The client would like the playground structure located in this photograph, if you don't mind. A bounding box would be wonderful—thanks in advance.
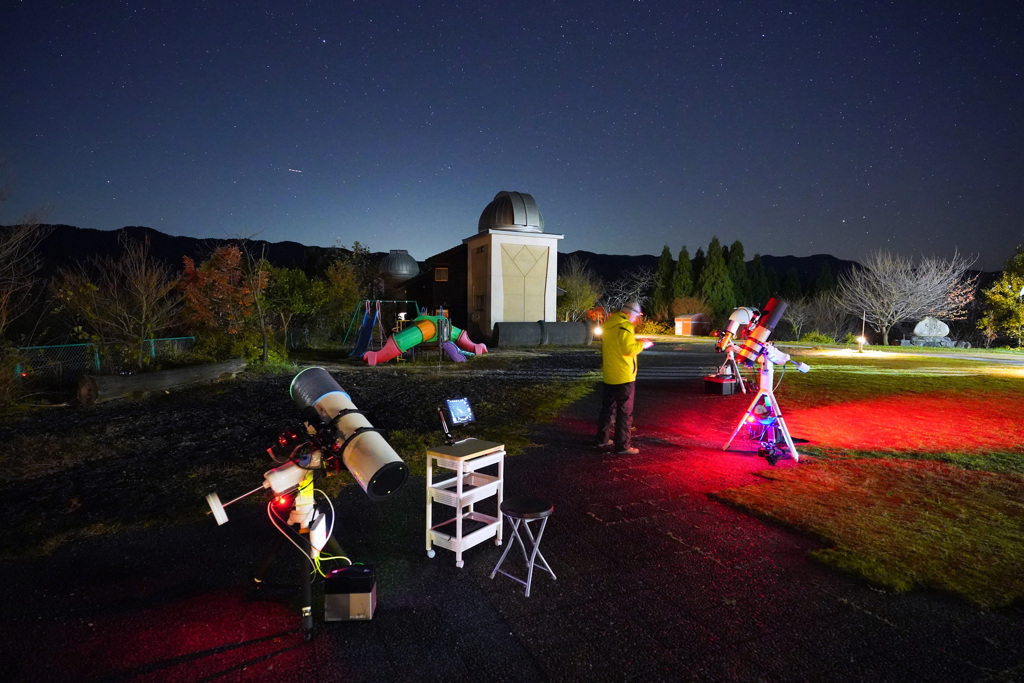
[364,313,487,366]
[346,300,487,366]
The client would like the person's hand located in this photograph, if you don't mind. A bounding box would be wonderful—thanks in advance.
[641,339,654,350]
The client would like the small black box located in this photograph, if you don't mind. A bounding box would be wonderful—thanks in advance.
[704,375,738,395]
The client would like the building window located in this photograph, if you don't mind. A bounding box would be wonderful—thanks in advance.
[476,295,486,310]
[434,267,449,282]
[476,246,486,254]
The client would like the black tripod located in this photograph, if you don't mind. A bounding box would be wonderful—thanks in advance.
[251,470,346,638]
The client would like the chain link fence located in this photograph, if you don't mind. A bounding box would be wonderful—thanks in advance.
[16,337,196,385]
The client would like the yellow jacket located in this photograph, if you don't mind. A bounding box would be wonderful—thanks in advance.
[601,311,646,384]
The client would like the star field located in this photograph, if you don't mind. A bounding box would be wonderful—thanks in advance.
[1,1,1021,270]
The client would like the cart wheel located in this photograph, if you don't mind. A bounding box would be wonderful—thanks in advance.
[495,538,502,546]
[456,560,464,568]
[426,549,435,559]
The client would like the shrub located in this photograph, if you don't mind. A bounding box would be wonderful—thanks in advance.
[799,330,834,344]
[185,330,288,364]
[636,319,672,335]
[671,296,711,317]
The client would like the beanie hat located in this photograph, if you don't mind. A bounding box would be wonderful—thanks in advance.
[623,300,642,316]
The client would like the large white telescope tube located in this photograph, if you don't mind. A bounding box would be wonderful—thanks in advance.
[289,367,409,500]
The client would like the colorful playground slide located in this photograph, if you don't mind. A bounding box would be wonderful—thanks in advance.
[348,308,378,358]
[362,315,488,366]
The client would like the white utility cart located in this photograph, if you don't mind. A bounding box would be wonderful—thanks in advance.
[425,439,505,567]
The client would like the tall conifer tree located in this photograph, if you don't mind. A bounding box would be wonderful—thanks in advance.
[747,254,770,306]
[697,236,736,316]
[727,240,751,305]
[673,246,693,299]
[691,247,706,288]
[651,245,676,318]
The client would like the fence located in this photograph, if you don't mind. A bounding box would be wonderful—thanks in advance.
[16,337,196,384]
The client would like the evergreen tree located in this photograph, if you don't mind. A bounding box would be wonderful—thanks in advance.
[813,262,837,295]
[727,240,751,305]
[650,245,676,319]
[697,236,736,316]
[747,254,770,307]
[672,246,693,299]
[978,246,1024,346]
[691,247,706,287]
[764,266,781,302]
[781,267,803,301]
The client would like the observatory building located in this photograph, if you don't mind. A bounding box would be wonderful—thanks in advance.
[401,191,564,341]
[465,191,563,339]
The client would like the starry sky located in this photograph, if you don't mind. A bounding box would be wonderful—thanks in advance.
[1,1,1021,271]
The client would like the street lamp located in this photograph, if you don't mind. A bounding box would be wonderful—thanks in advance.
[858,311,867,352]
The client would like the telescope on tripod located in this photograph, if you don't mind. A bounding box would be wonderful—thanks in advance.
[205,367,408,636]
[720,298,810,465]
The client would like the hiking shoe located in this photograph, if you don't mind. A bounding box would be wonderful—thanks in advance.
[616,447,639,455]
[594,441,613,451]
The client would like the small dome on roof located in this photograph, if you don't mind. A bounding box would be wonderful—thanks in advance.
[478,191,544,233]
[380,249,419,280]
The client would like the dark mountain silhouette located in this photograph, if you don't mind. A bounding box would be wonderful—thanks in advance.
[22,225,994,294]
[14,224,877,293]
[27,224,349,276]
[37,223,1016,297]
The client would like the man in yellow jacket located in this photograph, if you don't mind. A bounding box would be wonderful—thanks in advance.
[597,300,654,455]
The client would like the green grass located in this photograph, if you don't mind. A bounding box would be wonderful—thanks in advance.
[775,350,1024,407]
[718,348,1024,606]
[715,459,1024,607]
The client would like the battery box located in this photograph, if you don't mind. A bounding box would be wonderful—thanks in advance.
[324,564,376,621]
[704,375,738,396]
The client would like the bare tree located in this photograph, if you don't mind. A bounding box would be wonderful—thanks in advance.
[600,267,656,313]
[810,291,856,341]
[557,255,603,322]
[781,296,815,340]
[836,250,977,345]
[51,233,181,368]
[238,240,272,363]
[0,217,48,340]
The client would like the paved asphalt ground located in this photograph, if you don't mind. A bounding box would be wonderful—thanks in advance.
[1,346,1022,681]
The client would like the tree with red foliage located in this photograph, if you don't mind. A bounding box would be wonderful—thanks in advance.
[180,245,264,337]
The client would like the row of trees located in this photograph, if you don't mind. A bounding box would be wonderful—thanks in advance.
[1,219,380,392]
[558,235,1024,348]
[558,237,838,331]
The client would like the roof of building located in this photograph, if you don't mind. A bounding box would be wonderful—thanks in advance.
[380,249,420,280]
[477,191,545,233]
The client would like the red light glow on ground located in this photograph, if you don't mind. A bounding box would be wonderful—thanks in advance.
[785,393,1024,454]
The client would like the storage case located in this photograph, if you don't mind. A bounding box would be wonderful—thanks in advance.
[704,375,738,395]
[324,565,376,621]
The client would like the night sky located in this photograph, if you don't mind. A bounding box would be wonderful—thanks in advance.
[2,1,1021,270]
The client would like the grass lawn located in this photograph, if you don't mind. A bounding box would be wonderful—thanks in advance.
[715,346,1024,607]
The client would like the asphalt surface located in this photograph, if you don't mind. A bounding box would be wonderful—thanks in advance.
[1,346,1022,682]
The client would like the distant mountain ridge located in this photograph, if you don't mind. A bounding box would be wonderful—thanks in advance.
[20,224,867,291]
[26,224,348,276]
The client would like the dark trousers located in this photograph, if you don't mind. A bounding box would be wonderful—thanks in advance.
[597,381,635,449]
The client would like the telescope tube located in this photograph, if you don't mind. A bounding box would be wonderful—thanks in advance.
[290,367,409,500]
[736,298,788,367]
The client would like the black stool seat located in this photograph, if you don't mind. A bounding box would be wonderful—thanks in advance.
[500,496,553,519]
[491,495,556,597]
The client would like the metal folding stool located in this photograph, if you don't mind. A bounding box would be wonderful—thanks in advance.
[489,495,556,597]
